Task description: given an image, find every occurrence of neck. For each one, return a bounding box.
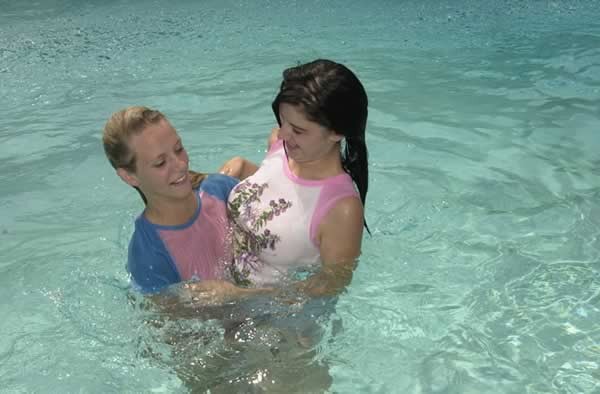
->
[144,192,198,226]
[288,144,344,180]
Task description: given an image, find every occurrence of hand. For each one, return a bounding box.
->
[182,280,240,305]
[219,157,244,178]
[183,280,274,305]
[218,156,258,180]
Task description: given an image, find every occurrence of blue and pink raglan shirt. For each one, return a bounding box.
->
[127,174,238,294]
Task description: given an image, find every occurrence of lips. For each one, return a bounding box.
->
[171,173,187,185]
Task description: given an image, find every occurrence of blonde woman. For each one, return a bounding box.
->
[103,106,260,299]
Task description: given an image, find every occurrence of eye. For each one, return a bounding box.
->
[292,128,302,135]
[154,161,165,168]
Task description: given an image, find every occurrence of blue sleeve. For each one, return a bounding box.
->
[200,173,239,201]
[127,218,181,294]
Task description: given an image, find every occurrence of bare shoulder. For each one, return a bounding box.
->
[318,196,364,263]
[328,196,363,224]
[320,196,364,237]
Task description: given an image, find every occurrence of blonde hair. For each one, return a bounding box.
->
[102,106,165,171]
[102,106,206,204]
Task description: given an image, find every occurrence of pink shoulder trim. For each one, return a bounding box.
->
[309,177,360,247]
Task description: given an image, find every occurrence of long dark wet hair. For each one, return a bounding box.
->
[271,59,370,233]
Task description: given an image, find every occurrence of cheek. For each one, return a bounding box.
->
[305,134,323,149]
[148,166,169,182]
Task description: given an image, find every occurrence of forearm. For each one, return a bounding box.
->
[182,280,276,305]
[145,282,273,317]
[233,286,275,298]
[293,262,356,297]
[145,287,204,320]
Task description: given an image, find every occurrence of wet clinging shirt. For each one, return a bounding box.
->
[127,174,238,293]
[227,139,359,286]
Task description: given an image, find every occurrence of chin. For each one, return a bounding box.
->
[171,184,193,198]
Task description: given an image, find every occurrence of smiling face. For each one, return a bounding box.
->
[278,103,342,163]
[117,118,192,205]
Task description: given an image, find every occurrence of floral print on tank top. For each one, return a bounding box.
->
[227,180,292,286]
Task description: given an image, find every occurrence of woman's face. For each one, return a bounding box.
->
[120,118,192,203]
[278,103,341,163]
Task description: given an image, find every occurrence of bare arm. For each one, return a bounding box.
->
[294,197,364,297]
[181,280,274,304]
[218,157,258,180]
[145,280,275,319]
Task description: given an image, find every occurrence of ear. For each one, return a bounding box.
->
[328,132,344,143]
[117,167,140,187]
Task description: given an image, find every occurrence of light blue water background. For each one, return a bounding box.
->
[1,0,599,392]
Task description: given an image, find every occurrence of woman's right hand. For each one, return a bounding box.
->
[183,280,273,305]
[218,157,258,180]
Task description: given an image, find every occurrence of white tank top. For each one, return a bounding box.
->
[227,139,359,286]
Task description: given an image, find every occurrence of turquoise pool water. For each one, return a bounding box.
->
[1,0,599,392]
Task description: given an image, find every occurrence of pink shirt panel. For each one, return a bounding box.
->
[158,193,230,281]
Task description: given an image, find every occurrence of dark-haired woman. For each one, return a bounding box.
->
[226,59,370,297]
